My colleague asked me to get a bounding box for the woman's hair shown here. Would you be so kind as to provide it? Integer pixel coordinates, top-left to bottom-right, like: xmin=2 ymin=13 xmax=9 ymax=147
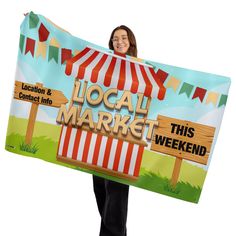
xmin=108 ymin=25 xmax=137 ymax=57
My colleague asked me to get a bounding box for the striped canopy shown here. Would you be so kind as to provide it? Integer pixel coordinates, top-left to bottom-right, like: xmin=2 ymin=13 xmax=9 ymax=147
xmin=65 ymin=47 xmax=167 ymax=100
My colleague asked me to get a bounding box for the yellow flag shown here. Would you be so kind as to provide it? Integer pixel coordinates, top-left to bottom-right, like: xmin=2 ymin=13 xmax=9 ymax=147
xmin=206 ymin=92 xmax=219 ymax=106
xmin=166 ymin=76 xmax=181 ymax=92
xmin=130 ymin=56 xmax=144 ymax=63
xmin=36 ymin=41 xmax=47 ymax=59
xmin=50 ymin=38 xmax=60 ymax=47
xmin=73 ymin=49 xmax=81 ymax=56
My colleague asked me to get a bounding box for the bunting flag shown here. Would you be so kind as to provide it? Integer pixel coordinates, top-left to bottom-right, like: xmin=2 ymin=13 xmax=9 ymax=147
xmin=19 ymin=34 xmax=25 ymax=53
xmin=157 ymin=69 xmax=169 ymax=84
xmin=36 ymin=41 xmax=47 ymax=59
xmin=166 ymin=76 xmax=181 ymax=91
xmin=206 ymin=92 xmax=219 ymax=106
xmin=61 ymin=48 xmax=72 ymax=64
xmin=25 ymin=38 xmax=35 ymax=56
xmin=192 ymin=87 xmax=207 ymax=102
xmin=48 ymin=46 xmax=59 ymax=63
xmin=218 ymin=94 xmax=228 ymax=107
xmin=48 ymin=38 xmax=60 ymax=63
xmin=50 ymin=38 xmax=60 ymax=47
xmin=29 ymin=12 xmax=39 ymax=29
xmin=178 ymin=82 xmax=194 ymax=97
xmin=73 ymin=49 xmax=81 ymax=56
xmin=38 ymin=23 xmax=49 ymax=42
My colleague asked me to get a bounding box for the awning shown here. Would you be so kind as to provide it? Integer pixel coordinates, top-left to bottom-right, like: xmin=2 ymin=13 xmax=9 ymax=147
xmin=58 ymin=126 xmax=144 ymax=177
xmin=65 ymin=47 xmax=168 ymax=100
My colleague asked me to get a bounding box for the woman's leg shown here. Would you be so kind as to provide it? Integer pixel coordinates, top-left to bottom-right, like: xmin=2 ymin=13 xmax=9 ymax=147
xmin=93 ymin=175 xmax=106 ymax=217
xmin=100 ymin=179 xmax=129 ymax=236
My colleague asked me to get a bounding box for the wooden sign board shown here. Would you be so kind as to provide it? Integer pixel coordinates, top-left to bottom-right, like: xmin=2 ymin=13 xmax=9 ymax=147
xmin=14 ymin=81 xmax=68 ymax=108
xmin=150 ymin=115 xmax=215 ymax=165
xmin=13 ymin=81 xmax=68 ymax=145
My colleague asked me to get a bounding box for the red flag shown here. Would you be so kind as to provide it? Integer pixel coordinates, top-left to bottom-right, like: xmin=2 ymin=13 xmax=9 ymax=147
xmin=25 ymin=38 xmax=35 ymax=56
xmin=156 ymin=69 xmax=168 ymax=84
xmin=38 ymin=23 xmax=49 ymax=42
xmin=61 ymin=48 xmax=72 ymax=64
xmin=192 ymin=87 xmax=207 ymax=102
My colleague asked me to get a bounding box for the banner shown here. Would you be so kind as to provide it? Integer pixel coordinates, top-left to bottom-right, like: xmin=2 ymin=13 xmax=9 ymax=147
xmin=5 ymin=12 xmax=231 ymax=203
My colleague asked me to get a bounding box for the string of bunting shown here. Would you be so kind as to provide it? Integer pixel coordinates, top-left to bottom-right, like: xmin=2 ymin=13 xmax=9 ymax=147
xmin=21 ymin=12 xmax=227 ymax=108
xmin=19 ymin=33 xmax=77 ymax=64
xmin=160 ymin=76 xmax=227 ymax=108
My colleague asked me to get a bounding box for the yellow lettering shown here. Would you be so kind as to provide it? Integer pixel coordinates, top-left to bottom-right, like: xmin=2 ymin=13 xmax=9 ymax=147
xmin=145 ymin=119 xmax=158 ymax=139
xmin=129 ymin=118 xmax=145 ymax=138
xmin=86 ymin=85 xmax=103 ymax=106
xmin=77 ymin=108 xmax=94 ymax=129
xmin=104 ymin=88 xmax=118 ymax=109
xmin=56 ymin=104 xmax=77 ymax=126
xmin=97 ymin=111 xmax=113 ymax=133
xmin=115 ymin=91 xmax=133 ymax=112
xmin=113 ymin=114 xmax=130 ymax=135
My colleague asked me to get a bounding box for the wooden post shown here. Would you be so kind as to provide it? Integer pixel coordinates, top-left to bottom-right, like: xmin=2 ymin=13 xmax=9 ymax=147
xmin=25 ymin=103 xmax=39 ymax=145
xmin=170 ymin=157 xmax=182 ymax=187
xmin=25 ymin=83 xmax=42 ymax=145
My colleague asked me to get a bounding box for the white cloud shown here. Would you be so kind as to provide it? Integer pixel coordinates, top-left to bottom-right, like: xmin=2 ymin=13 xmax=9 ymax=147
xmin=197 ymin=107 xmax=225 ymax=132
xmin=10 ymin=100 xmax=56 ymax=125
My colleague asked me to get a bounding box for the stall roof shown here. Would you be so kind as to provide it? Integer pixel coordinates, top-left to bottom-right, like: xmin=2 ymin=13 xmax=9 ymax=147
xmin=65 ymin=46 xmax=168 ymax=100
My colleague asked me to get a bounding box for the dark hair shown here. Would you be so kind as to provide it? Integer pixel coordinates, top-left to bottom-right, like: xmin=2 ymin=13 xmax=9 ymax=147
xmin=108 ymin=25 xmax=137 ymax=57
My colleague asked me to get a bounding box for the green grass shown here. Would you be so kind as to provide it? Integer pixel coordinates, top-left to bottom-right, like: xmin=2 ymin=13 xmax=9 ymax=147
xmin=5 ymin=133 xmax=76 ymax=170
xmin=141 ymin=150 xmax=207 ymax=187
xmin=6 ymin=116 xmax=61 ymax=141
xmin=19 ymin=141 xmax=39 ymax=154
xmin=5 ymin=116 xmax=206 ymax=203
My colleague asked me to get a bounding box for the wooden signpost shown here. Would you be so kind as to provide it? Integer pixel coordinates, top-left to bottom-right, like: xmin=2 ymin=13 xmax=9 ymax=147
xmin=150 ymin=115 xmax=215 ymax=187
xmin=14 ymin=81 xmax=68 ymax=145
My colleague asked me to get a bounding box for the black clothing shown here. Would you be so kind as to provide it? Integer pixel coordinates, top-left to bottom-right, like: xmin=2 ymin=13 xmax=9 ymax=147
xmin=93 ymin=175 xmax=129 ymax=236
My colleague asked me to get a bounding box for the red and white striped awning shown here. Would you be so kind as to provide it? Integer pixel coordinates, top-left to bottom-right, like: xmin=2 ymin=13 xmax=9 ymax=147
xmin=57 ymin=126 xmax=144 ymax=177
xmin=65 ymin=46 xmax=167 ymax=100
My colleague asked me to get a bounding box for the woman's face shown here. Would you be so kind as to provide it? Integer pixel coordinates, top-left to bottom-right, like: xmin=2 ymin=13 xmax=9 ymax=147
xmin=112 ymin=29 xmax=130 ymax=54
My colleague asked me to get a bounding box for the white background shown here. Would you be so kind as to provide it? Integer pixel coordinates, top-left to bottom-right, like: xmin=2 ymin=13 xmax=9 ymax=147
xmin=0 ymin=1 xmax=235 ymax=235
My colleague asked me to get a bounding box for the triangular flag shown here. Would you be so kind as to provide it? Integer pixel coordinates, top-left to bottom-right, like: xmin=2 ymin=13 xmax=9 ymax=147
xmin=192 ymin=87 xmax=207 ymax=102
xmin=25 ymin=38 xmax=35 ymax=57
xmin=19 ymin=34 xmax=25 ymax=53
xmin=29 ymin=12 xmax=39 ymax=29
xmin=36 ymin=42 xmax=47 ymax=59
xmin=205 ymin=92 xmax=219 ymax=106
xmin=156 ymin=69 xmax=169 ymax=84
xmin=61 ymin=48 xmax=72 ymax=64
xmin=38 ymin=23 xmax=49 ymax=42
xmin=179 ymin=82 xmax=194 ymax=97
xmin=218 ymin=94 xmax=228 ymax=107
xmin=166 ymin=77 xmax=181 ymax=92
xmin=48 ymin=46 xmax=59 ymax=63
xmin=50 ymin=38 xmax=60 ymax=47
xmin=73 ymin=49 xmax=81 ymax=56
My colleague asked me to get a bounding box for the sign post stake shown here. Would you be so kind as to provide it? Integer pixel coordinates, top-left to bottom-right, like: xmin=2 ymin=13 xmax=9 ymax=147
xmin=25 ymin=102 xmax=39 ymax=145
xmin=170 ymin=156 xmax=182 ymax=187
xmin=25 ymin=83 xmax=42 ymax=145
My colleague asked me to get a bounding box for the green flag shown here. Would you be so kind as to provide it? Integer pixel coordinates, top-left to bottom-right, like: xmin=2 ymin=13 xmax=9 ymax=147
xmin=48 ymin=46 xmax=59 ymax=63
xmin=179 ymin=82 xmax=194 ymax=97
xmin=218 ymin=94 xmax=228 ymax=107
xmin=19 ymin=34 xmax=25 ymax=53
xmin=29 ymin=12 xmax=39 ymax=29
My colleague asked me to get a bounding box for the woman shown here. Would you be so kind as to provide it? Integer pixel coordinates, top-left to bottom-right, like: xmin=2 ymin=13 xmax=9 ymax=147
xmin=93 ymin=25 xmax=137 ymax=236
